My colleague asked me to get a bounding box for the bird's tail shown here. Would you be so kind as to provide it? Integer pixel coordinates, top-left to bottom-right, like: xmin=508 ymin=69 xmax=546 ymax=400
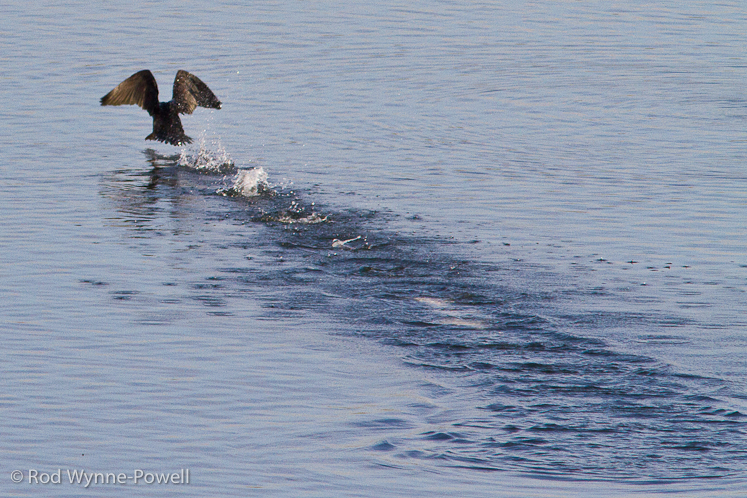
xmin=146 ymin=131 xmax=193 ymax=146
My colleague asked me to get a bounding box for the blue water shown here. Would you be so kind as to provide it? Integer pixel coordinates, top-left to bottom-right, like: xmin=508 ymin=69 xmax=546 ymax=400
xmin=1 ymin=1 xmax=746 ymax=496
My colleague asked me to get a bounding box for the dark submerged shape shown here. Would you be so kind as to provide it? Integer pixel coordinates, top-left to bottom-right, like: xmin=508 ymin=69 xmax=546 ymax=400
xmin=100 ymin=70 xmax=222 ymax=146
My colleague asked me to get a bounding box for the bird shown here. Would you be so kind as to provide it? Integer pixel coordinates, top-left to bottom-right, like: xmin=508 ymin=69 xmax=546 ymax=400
xmin=100 ymin=70 xmax=222 ymax=146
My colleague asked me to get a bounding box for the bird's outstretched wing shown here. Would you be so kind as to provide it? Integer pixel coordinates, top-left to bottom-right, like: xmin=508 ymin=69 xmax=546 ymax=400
xmin=100 ymin=70 xmax=160 ymax=115
xmin=172 ymin=70 xmax=222 ymax=115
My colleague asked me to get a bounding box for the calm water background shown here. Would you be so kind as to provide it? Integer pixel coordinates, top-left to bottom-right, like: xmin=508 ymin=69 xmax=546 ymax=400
xmin=1 ymin=1 xmax=746 ymax=496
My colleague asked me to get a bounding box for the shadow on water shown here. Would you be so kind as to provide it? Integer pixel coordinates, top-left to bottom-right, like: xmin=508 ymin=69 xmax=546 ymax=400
xmin=98 ymin=148 xmax=747 ymax=483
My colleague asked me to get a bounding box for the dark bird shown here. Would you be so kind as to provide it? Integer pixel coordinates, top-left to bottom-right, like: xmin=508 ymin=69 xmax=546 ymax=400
xmin=100 ymin=70 xmax=222 ymax=146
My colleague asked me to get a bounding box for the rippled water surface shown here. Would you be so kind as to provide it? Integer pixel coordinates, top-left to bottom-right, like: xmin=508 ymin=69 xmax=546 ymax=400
xmin=1 ymin=1 xmax=746 ymax=496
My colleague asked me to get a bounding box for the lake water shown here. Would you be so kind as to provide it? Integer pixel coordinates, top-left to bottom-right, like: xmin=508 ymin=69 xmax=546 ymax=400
xmin=1 ymin=1 xmax=746 ymax=496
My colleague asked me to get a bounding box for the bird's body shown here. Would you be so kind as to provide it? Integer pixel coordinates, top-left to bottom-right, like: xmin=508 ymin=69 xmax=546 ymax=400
xmin=101 ymin=70 xmax=221 ymax=146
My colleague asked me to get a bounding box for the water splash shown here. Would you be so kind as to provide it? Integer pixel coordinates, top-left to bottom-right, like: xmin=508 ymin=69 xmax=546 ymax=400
xmin=258 ymin=199 xmax=329 ymax=224
xmin=274 ymin=212 xmax=329 ymax=224
xmin=218 ymin=167 xmax=271 ymax=198
xmin=177 ymin=137 xmax=235 ymax=173
xmin=276 ymin=213 xmax=329 ymax=224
